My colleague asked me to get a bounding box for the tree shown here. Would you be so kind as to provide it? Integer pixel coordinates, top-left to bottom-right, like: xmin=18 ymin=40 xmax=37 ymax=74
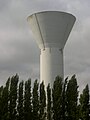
xmin=32 ymin=79 xmax=39 ymax=120
xmin=0 ymin=86 xmax=3 ymax=120
xmin=1 ymin=78 xmax=10 ymax=120
xmin=52 ymin=76 xmax=63 ymax=120
xmin=9 ymin=74 xmax=19 ymax=120
xmin=17 ymin=81 xmax=24 ymax=120
xmin=62 ymin=77 xmax=68 ymax=120
xmin=24 ymin=79 xmax=32 ymax=120
xmin=39 ymin=81 xmax=46 ymax=120
xmin=47 ymin=83 xmax=52 ymax=120
xmin=79 ymin=84 xmax=89 ymax=120
xmin=66 ymin=75 xmax=78 ymax=120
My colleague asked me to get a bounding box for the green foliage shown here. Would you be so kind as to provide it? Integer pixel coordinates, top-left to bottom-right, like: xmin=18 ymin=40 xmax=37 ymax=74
xmin=79 ymin=84 xmax=89 ymax=120
xmin=66 ymin=75 xmax=79 ymax=120
xmin=0 ymin=86 xmax=3 ymax=120
xmin=62 ymin=77 xmax=68 ymax=120
xmin=39 ymin=81 xmax=46 ymax=120
xmin=9 ymin=74 xmax=19 ymax=120
xmin=17 ymin=80 xmax=24 ymax=120
xmin=32 ymin=79 xmax=39 ymax=120
xmin=47 ymin=83 xmax=52 ymax=120
xmin=52 ymin=76 xmax=63 ymax=120
xmin=1 ymin=78 xmax=10 ymax=120
xmin=24 ymin=79 xmax=32 ymax=120
xmin=0 ymin=74 xmax=89 ymax=120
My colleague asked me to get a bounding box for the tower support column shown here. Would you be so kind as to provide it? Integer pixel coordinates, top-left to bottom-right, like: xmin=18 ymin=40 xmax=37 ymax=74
xmin=40 ymin=47 xmax=63 ymax=87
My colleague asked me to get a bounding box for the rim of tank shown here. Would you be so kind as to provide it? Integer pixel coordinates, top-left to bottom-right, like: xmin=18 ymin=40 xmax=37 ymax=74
xmin=27 ymin=11 xmax=76 ymax=21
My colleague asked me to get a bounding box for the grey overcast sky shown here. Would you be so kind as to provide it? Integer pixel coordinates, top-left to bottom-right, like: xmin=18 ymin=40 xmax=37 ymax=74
xmin=0 ymin=0 xmax=90 ymax=91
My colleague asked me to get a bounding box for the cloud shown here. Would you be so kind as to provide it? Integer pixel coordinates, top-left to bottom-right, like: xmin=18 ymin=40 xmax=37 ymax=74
xmin=0 ymin=0 xmax=11 ymax=11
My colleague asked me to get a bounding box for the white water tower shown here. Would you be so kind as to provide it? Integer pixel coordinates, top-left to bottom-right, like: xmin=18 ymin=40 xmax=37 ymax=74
xmin=27 ymin=11 xmax=76 ymax=87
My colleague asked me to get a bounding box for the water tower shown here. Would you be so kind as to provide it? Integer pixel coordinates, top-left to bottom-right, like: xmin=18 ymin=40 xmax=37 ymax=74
xmin=27 ymin=11 xmax=76 ymax=87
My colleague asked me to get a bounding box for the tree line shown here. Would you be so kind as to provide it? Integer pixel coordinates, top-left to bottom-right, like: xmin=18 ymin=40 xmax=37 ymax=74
xmin=0 ymin=74 xmax=90 ymax=120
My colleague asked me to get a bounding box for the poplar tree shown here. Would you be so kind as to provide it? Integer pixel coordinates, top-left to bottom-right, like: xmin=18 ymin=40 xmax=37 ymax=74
xmin=79 ymin=84 xmax=89 ymax=120
xmin=17 ymin=81 xmax=24 ymax=120
xmin=0 ymin=86 xmax=3 ymax=120
xmin=52 ymin=76 xmax=63 ymax=120
xmin=32 ymin=79 xmax=39 ymax=120
xmin=66 ymin=75 xmax=78 ymax=120
xmin=47 ymin=83 xmax=52 ymax=120
xmin=24 ymin=79 xmax=32 ymax=120
xmin=39 ymin=81 xmax=46 ymax=120
xmin=1 ymin=78 xmax=10 ymax=120
xmin=62 ymin=77 xmax=68 ymax=120
xmin=9 ymin=74 xmax=19 ymax=120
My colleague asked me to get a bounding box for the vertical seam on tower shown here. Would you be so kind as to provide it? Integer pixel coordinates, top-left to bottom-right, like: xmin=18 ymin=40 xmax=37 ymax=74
xmin=35 ymin=14 xmax=45 ymax=50
xmin=62 ymin=22 xmax=69 ymax=49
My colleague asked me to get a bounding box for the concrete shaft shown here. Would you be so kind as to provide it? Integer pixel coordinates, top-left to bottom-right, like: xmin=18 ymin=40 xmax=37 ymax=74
xmin=40 ymin=48 xmax=63 ymax=87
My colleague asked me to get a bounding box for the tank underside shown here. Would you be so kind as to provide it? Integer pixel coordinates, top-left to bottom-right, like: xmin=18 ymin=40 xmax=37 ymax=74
xmin=27 ymin=11 xmax=76 ymax=49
